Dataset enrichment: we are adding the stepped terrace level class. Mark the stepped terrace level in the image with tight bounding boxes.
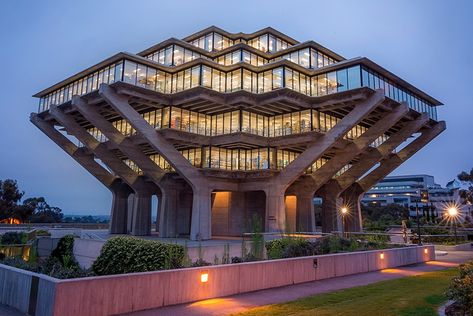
[31,26,445,240]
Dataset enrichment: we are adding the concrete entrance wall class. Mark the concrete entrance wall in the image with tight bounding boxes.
[211,191,266,237]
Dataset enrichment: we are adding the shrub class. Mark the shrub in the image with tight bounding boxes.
[51,235,75,265]
[446,261,473,315]
[266,237,315,259]
[192,258,211,267]
[1,232,27,245]
[92,236,184,275]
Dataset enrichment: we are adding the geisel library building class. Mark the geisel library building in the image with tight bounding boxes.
[31,27,445,240]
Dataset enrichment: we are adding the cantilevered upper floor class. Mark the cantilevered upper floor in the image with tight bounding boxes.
[33,26,442,121]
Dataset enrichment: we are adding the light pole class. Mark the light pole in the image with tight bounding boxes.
[415,201,422,245]
[340,207,348,238]
[447,206,459,244]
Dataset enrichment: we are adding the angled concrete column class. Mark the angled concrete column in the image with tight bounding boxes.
[309,102,408,191]
[49,105,143,188]
[100,84,212,239]
[265,185,287,232]
[357,121,446,192]
[99,84,203,185]
[296,193,315,232]
[30,113,117,187]
[72,96,166,186]
[316,180,343,233]
[109,181,133,234]
[278,89,385,186]
[335,113,430,191]
[190,186,212,240]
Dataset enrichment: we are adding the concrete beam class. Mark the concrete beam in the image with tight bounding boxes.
[309,102,409,191]
[357,120,446,191]
[99,84,204,187]
[72,96,166,185]
[49,105,144,189]
[30,113,117,187]
[276,89,385,187]
[335,113,430,191]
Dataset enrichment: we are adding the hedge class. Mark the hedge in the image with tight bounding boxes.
[92,236,184,275]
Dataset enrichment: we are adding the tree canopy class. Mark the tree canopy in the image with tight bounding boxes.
[458,168,473,204]
[0,179,63,223]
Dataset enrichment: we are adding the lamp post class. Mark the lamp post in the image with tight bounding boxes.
[415,201,422,245]
[447,206,459,244]
[340,207,348,238]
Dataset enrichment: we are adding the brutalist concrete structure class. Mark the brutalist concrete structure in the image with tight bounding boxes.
[31,26,445,240]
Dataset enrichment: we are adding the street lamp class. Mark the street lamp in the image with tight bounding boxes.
[446,206,459,244]
[340,206,348,238]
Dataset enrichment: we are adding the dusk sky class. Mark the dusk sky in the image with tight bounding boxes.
[0,0,472,215]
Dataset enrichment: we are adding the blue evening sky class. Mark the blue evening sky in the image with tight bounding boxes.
[0,0,472,215]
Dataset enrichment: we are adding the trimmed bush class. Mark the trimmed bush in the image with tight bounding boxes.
[266,237,315,259]
[92,236,184,275]
[266,235,398,260]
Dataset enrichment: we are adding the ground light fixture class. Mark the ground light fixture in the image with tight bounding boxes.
[424,248,428,254]
[200,270,209,283]
[380,252,385,260]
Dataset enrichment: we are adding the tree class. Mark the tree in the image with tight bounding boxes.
[361,203,407,222]
[458,168,473,205]
[25,197,63,223]
[0,179,24,220]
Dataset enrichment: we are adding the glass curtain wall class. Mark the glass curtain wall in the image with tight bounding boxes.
[190,32,233,51]
[145,45,205,66]
[271,48,336,69]
[247,34,291,53]
[38,60,438,121]
[85,105,389,151]
[203,147,271,170]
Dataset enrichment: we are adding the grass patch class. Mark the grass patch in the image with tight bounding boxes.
[233,269,456,316]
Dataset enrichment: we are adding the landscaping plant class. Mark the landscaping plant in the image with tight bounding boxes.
[92,236,184,275]
[446,261,473,315]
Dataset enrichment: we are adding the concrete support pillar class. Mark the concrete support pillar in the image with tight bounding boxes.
[265,185,287,232]
[158,184,179,238]
[131,190,153,236]
[340,184,364,232]
[296,193,315,232]
[316,181,343,233]
[109,181,132,234]
[190,186,212,241]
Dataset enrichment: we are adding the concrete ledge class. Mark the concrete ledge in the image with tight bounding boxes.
[0,245,434,316]
[434,242,473,252]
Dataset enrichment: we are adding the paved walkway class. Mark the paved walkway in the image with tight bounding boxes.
[123,251,473,316]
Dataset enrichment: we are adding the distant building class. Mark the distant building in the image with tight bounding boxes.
[361,175,471,218]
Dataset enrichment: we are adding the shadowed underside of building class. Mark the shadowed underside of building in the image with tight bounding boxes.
[31,26,445,240]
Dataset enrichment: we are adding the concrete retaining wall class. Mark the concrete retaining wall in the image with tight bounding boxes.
[0,264,57,315]
[435,242,473,252]
[73,238,105,269]
[0,245,434,316]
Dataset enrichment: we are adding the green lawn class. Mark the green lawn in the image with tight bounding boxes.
[233,269,456,316]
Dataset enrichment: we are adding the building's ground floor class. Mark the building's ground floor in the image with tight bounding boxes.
[108,175,364,240]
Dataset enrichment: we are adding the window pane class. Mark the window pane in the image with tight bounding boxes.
[123,61,137,84]
[336,69,348,92]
